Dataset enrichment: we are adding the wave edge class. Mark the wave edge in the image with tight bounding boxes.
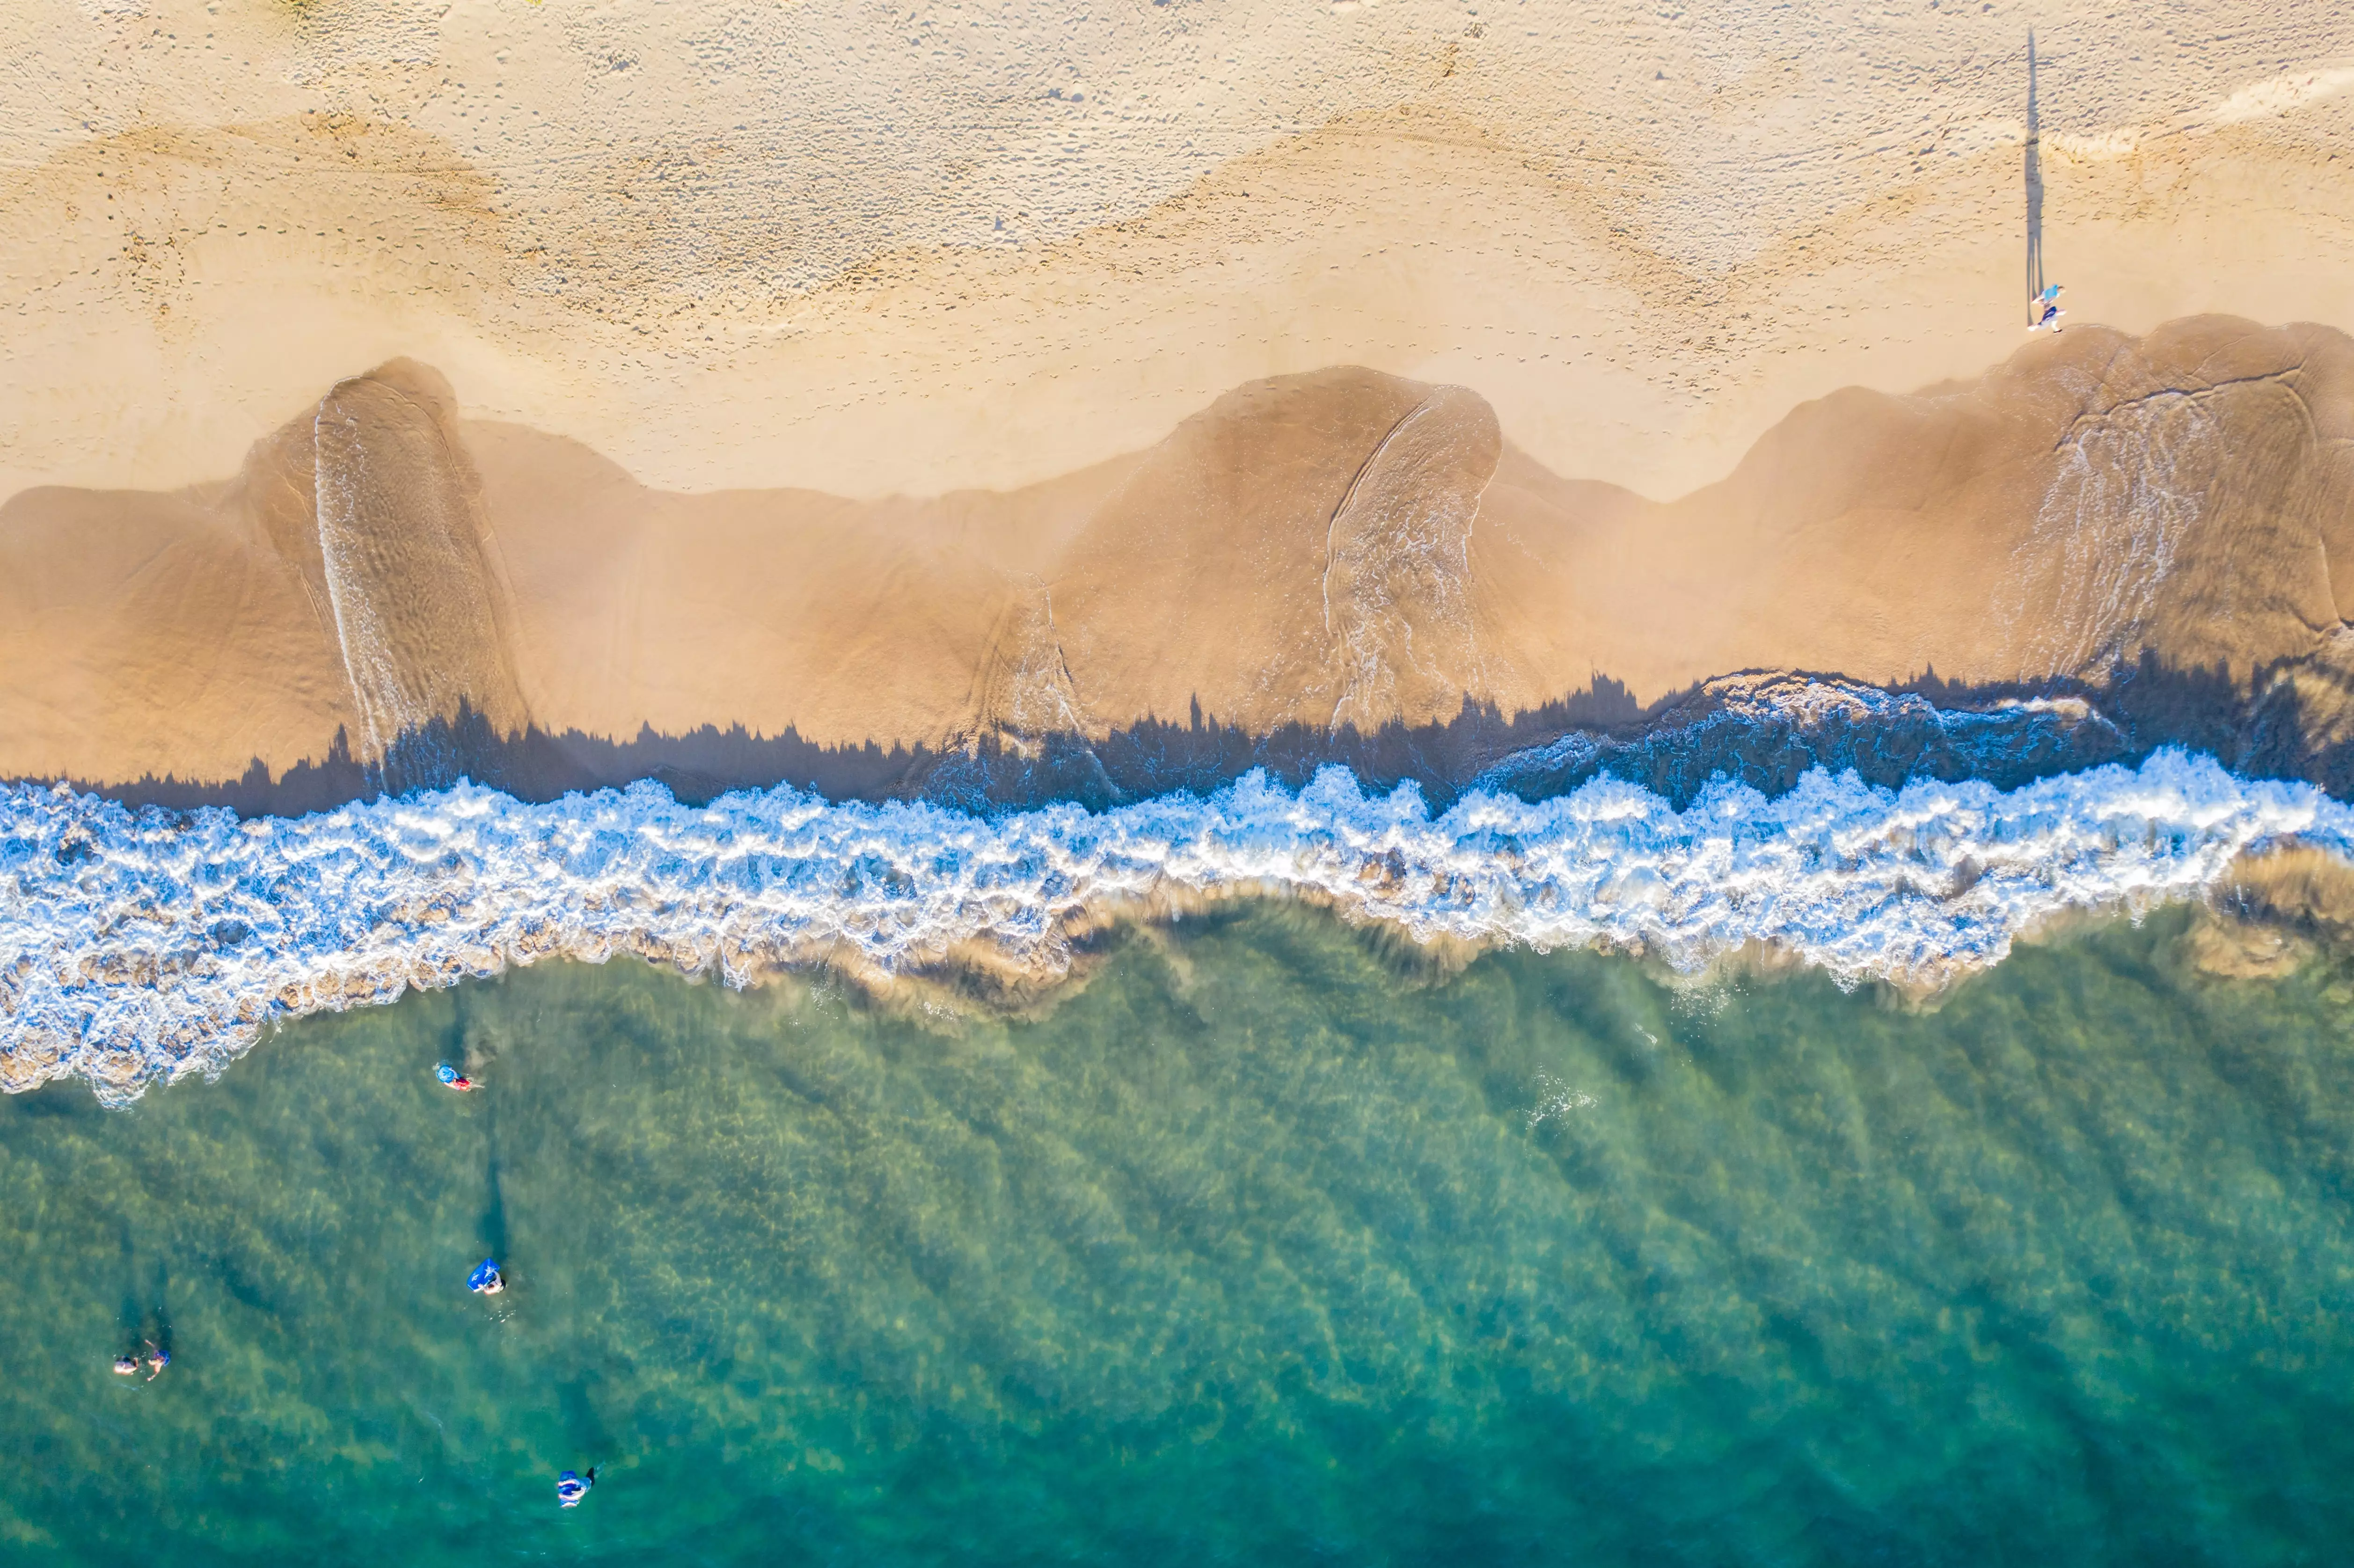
[5,747,2348,1102]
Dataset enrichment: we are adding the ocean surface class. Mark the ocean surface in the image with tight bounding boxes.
[9,745,2354,1564]
[5,898,2354,1565]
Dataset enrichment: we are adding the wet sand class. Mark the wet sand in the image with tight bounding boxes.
[5,318,2354,802]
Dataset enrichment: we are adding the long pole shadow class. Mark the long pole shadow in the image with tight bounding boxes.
[2025,31,2044,322]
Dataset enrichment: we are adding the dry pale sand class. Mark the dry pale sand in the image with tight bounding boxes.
[6,316,2353,792]
[4,2,2354,792]
[4,0,2352,509]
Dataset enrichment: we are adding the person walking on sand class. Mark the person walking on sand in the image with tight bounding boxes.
[2031,282,2064,334]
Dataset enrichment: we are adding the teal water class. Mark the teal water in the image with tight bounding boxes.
[5,903,2353,1565]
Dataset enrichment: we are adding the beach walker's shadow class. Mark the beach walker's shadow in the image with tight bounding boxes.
[2025,30,2044,315]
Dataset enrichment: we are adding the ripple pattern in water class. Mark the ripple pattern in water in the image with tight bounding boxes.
[5,908,2354,1564]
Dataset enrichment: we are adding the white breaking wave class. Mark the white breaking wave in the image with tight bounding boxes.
[4,751,2349,1104]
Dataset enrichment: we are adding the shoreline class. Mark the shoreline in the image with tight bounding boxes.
[38,660,2340,822]
[9,743,2353,1103]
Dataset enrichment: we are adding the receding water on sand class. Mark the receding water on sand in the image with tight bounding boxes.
[6,902,2354,1565]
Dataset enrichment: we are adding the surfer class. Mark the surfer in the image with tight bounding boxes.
[556,1467,598,1508]
[434,1062,477,1092]
[467,1258,505,1295]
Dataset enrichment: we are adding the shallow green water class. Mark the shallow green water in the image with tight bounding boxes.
[6,904,2354,1565]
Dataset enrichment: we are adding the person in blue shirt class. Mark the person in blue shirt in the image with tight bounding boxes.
[556,1467,598,1507]
[467,1259,504,1295]
[2031,282,2064,333]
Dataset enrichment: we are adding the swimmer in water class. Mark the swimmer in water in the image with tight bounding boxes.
[144,1341,169,1381]
[556,1467,598,1507]
[467,1259,505,1295]
[112,1352,139,1377]
[434,1062,476,1092]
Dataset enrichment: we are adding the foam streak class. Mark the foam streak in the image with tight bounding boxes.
[3,752,2345,1101]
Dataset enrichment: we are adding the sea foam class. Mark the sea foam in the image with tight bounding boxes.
[4,751,2347,1102]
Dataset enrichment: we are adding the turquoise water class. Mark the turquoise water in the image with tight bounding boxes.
[6,902,2354,1565]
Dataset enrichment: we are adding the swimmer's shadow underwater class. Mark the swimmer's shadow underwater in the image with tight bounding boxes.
[111,1225,174,1385]
[470,1122,519,1320]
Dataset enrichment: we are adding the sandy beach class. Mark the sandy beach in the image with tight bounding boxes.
[4,0,2353,795]
[4,315,2351,802]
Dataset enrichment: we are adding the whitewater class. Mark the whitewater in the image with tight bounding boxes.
[5,750,2350,1103]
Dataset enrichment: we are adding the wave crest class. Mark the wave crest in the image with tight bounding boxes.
[4,751,2346,1102]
